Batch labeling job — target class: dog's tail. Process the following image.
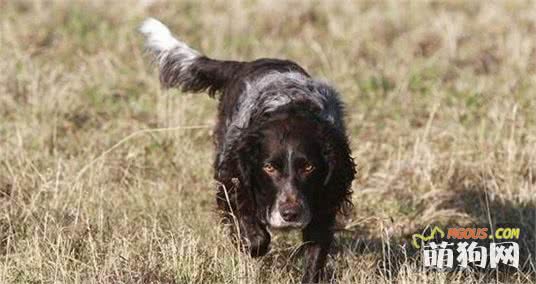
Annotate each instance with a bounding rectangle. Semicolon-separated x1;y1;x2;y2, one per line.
139;18;243;96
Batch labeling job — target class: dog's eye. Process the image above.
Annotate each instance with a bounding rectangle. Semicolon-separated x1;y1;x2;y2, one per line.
304;164;315;173
263;163;277;174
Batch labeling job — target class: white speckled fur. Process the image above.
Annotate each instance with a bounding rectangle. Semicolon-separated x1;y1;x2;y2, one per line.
218;72;345;165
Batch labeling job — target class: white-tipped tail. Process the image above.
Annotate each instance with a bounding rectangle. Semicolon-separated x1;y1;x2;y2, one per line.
139;18;179;52
139;18;199;63
139;17;239;94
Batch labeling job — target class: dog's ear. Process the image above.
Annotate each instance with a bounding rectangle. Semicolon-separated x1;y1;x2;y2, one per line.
215;130;271;257
216;129;261;208
320;123;356;215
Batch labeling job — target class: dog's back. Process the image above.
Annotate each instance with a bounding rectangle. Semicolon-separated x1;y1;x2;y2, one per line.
140;18;306;96
139;18;344;153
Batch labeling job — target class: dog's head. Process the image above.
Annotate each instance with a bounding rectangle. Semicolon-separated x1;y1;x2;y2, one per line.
256;114;323;229
218;107;355;230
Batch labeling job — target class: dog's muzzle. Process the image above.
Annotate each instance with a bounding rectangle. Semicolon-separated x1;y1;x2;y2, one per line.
267;198;311;229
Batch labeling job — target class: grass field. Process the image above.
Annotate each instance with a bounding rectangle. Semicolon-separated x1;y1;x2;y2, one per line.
1;0;535;283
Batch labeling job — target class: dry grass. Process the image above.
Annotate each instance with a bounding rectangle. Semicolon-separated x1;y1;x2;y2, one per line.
1;0;535;283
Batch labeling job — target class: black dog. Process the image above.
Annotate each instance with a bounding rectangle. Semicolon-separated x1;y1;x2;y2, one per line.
140;18;356;283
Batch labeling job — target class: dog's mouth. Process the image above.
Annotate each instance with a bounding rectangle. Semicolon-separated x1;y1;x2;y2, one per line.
265;206;311;230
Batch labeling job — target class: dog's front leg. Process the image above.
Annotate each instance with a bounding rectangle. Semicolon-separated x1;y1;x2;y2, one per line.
301;222;333;283
216;185;271;257
238;213;271;257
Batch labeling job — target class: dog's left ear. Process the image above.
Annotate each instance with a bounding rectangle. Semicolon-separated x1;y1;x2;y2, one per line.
320;123;356;214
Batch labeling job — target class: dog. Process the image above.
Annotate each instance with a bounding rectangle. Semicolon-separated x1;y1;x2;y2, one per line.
140;18;356;283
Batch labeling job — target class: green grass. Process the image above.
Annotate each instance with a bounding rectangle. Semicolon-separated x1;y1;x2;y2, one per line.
0;0;535;283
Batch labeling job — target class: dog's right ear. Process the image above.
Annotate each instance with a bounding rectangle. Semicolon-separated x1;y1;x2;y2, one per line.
217;130;261;192
215;130;271;258
139;18;244;96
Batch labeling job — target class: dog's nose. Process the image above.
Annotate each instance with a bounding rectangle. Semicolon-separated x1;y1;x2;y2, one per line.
280;204;301;222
